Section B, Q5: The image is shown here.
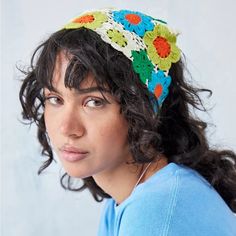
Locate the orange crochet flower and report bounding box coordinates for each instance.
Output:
[144,24,180,71]
[73,15,94,24]
[64,11,108,30]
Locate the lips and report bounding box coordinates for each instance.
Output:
[59,145,89,162]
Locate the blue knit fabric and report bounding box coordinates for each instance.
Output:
[97,163,236,236]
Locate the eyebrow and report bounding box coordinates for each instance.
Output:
[44,86,110,95]
[77,86,110,94]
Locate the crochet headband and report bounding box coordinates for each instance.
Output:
[63,9,181,107]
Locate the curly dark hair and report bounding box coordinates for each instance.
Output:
[19,28,236,212]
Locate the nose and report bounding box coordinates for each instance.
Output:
[59,107,85,138]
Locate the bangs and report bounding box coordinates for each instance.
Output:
[35,28,114,95]
[63,54,111,94]
[32,27,151,111]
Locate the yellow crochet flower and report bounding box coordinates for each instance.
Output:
[144,24,180,71]
[64,11,108,30]
[106,29,128,47]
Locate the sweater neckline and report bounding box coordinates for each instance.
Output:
[114,162,179,209]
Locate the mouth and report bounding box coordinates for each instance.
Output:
[59,146,89,162]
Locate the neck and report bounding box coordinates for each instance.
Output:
[93,158,168,205]
[93,161,140,204]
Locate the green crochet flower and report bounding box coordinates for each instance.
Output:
[144,24,180,71]
[132,50,154,84]
[106,29,128,47]
[64,11,107,30]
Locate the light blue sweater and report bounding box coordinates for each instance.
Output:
[97,163,236,236]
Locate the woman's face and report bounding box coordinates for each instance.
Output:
[44,52,132,178]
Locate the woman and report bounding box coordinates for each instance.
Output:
[19,8,236,235]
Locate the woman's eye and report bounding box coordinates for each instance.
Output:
[84,98,105,108]
[45,96,62,105]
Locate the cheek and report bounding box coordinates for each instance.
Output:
[44,110,57,141]
[44,110,50,129]
[94,115,129,148]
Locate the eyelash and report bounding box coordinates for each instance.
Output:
[44,95,106,108]
[44,96,62,106]
[84,98,105,108]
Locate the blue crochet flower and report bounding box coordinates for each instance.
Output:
[113,10,154,37]
[148,70,171,105]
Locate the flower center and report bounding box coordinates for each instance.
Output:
[154,84,163,98]
[73,15,95,24]
[153,36,171,58]
[125,14,141,25]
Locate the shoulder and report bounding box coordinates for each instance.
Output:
[117,163,186,234]
[117,163,236,236]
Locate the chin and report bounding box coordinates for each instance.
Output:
[65,169,92,179]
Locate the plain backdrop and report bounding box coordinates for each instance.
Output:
[1,0,236,235]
